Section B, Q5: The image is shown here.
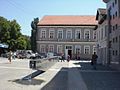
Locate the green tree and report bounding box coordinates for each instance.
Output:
[31,17,39,53]
[0,16,31,51]
[0,17,11,44]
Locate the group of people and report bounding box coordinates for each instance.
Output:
[60,52,98,70]
[60,53,70,62]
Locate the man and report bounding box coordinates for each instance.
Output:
[8,50,12,63]
[61,53,65,62]
[91,52,98,70]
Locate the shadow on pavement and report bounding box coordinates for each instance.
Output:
[9,78,44,85]
[41,68,68,90]
[22,70,45,80]
[74,61,120,90]
[80,70,120,90]
[74,61,115,71]
[8,70,45,85]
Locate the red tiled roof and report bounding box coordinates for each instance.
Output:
[38,15,97,26]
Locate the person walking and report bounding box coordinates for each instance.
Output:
[8,50,12,63]
[61,53,65,62]
[67,54,70,62]
[91,52,98,70]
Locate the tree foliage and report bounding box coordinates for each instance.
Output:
[0,16,31,51]
[31,17,39,53]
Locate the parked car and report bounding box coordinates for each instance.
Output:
[26,51,36,59]
[17,52,26,59]
[1,52,9,58]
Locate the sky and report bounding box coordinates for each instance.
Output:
[0,0,106,36]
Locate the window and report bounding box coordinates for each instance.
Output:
[75,30,81,39]
[84,46,90,54]
[105,25,107,37]
[48,45,54,52]
[58,30,63,39]
[113,14,115,19]
[115,0,117,4]
[40,45,46,53]
[57,45,63,53]
[113,26,115,31]
[66,45,72,49]
[115,11,117,17]
[49,30,54,39]
[116,50,118,56]
[113,50,114,56]
[113,38,115,43]
[115,24,118,30]
[84,30,90,40]
[93,31,97,39]
[93,46,96,53]
[109,41,112,48]
[116,37,118,42]
[41,30,46,38]
[66,30,72,39]
[112,2,114,7]
[109,25,112,33]
[75,45,81,54]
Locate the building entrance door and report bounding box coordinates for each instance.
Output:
[68,50,72,59]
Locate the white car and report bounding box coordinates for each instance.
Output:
[26,51,35,59]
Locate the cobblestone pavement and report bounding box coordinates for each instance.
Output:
[0,57,120,90]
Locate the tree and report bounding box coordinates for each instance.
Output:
[0,16,31,51]
[31,17,39,53]
[0,17,11,44]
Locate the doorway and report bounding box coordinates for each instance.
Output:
[68,50,72,59]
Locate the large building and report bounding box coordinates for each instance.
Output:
[36,16,97,59]
[95,8,108,64]
[103,0,120,69]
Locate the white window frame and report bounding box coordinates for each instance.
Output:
[84,45,90,54]
[93,31,97,40]
[57,29,63,39]
[48,44,54,52]
[75,45,81,54]
[75,29,81,39]
[40,44,46,53]
[66,30,72,39]
[41,29,46,38]
[93,45,97,54]
[57,45,63,53]
[49,29,55,39]
[84,29,90,39]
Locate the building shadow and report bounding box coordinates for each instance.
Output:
[73,61,120,90]
[74,61,115,71]
[80,70,120,90]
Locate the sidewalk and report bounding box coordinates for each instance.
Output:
[37,60,120,90]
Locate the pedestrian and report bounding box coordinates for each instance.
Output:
[91,52,98,70]
[8,50,12,63]
[61,53,65,62]
[67,54,70,62]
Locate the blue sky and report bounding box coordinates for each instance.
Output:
[0,0,106,36]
